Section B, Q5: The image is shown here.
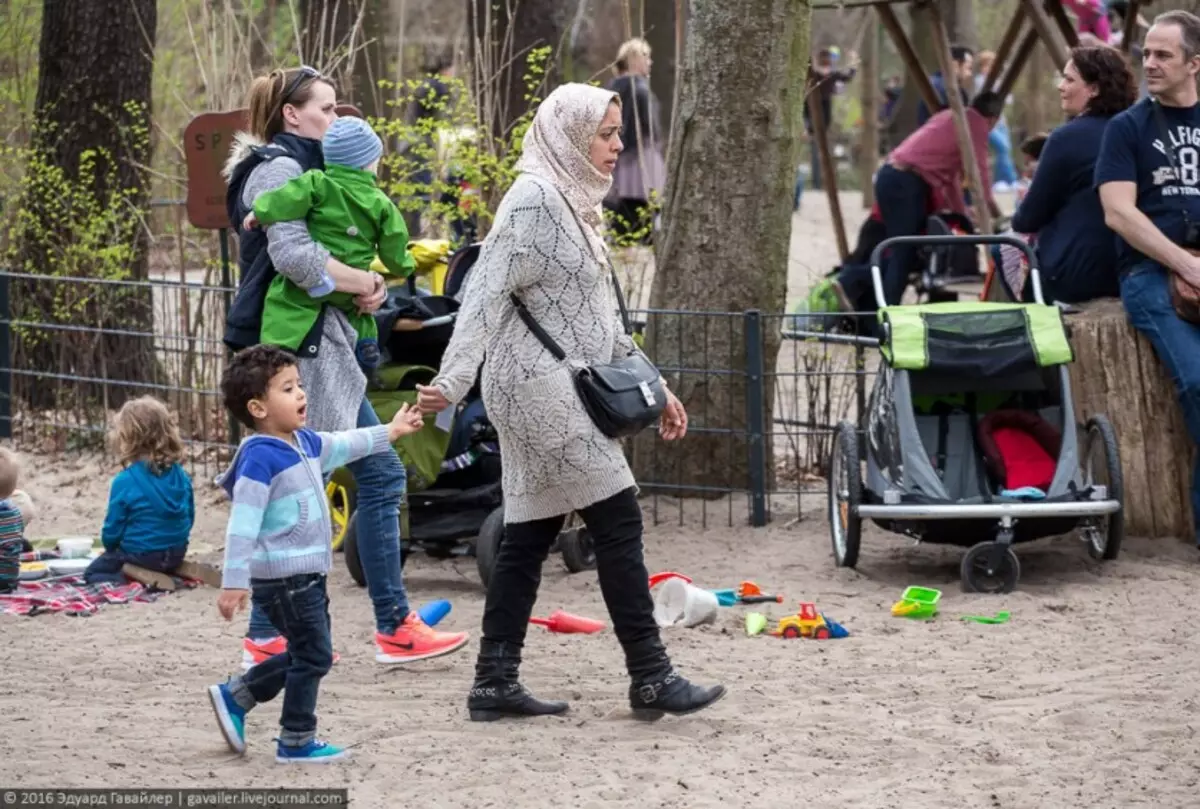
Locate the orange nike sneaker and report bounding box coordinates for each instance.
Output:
[375,612,469,664]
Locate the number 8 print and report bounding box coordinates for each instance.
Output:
[1179,146,1199,186]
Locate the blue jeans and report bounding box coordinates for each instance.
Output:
[83,544,187,585]
[1121,262,1200,541]
[247,398,409,638]
[988,121,1019,186]
[232,574,332,746]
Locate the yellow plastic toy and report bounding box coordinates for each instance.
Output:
[372,239,451,296]
[770,602,832,640]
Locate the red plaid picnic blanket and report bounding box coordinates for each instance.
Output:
[0,574,196,616]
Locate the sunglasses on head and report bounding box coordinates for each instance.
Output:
[279,65,320,106]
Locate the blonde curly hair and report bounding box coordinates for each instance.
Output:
[109,397,186,472]
[0,447,19,500]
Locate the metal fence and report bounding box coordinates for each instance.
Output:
[0,204,878,526]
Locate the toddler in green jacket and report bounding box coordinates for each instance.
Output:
[245,116,415,371]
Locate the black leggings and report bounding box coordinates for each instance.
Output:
[482,487,659,649]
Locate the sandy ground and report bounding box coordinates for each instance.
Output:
[6,195,1200,808]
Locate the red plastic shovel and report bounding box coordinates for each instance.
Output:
[529,609,606,634]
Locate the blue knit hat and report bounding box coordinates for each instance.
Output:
[322,116,383,170]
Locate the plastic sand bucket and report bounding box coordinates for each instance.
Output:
[891,586,942,619]
[653,577,719,628]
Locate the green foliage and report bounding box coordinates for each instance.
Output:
[374,46,552,242]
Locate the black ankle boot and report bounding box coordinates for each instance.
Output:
[466,641,569,722]
[624,638,725,721]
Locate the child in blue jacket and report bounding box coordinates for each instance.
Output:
[84,397,194,584]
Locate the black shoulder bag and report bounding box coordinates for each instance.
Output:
[1150,100,1200,324]
[508,194,666,439]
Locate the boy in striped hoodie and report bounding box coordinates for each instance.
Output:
[207,344,424,764]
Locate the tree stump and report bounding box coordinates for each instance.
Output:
[1065,298,1194,540]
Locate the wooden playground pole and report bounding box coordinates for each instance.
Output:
[1047,0,1080,49]
[861,12,880,210]
[999,26,1040,98]
[1019,0,1070,71]
[929,2,991,235]
[981,6,1027,94]
[807,68,850,261]
[876,4,941,114]
[1121,0,1141,55]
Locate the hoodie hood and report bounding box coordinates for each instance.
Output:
[215,434,276,498]
[128,461,191,516]
[222,131,265,181]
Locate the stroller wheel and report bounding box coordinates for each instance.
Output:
[961,541,1020,594]
[559,526,596,573]
[828,421,862,568]
[475,507,505,590]
[1082,415,1124,561]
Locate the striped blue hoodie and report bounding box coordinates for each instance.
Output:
[216,425,390,590]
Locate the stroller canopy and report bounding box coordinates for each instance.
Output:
[878,302,1073,378]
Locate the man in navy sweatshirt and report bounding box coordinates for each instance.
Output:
[1096,10,1200,546]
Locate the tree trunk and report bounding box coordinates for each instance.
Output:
[1066,299,1193,540]
[349,0,392,120]
[14,0,158,412]
[299,0,360,88]
[634,0,810,497]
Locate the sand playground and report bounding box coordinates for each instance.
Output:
[4,194,1200,808]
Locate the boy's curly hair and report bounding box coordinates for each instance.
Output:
[221,344,297,429]
[110,397,186,472]
[0,447,20,500]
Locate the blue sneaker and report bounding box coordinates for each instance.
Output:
[275,739,350,764]
[207,683,247,755]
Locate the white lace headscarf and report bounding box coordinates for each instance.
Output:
[516,83,620,238]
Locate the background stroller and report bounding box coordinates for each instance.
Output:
[332,242,596,589]
[826,234,1123,593]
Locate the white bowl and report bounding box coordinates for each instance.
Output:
[47,558,91,576]
[57,537,94,559]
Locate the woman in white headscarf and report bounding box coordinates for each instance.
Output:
[417,83,724,722]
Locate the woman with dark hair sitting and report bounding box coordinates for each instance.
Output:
[1007,46,1138,302]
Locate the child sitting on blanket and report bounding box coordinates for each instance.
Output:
[0,448,36,593]
[243,116,416,372]
[83,397,194,585]
[207,344,425,764]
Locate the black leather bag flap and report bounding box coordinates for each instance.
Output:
[585,354,659,393]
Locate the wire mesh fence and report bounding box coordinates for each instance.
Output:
[0,200,878,525]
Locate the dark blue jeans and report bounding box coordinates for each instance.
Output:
[1121,262,1200,541]
[837,164,931,310]
[83,544,187,585]
[247,398,409,638]
[238,574,333,746]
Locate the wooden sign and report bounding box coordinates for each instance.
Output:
[183,104,364,231]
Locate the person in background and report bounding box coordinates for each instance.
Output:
[402,54,456,239]
[917,45,974,125]
[800,92,1005,318]
[84,397,194,585]
[802,46,858,193]
[1095,11,1200,546]
[0,449,34,595]
[603,38,666,244]
[1008,46,1137,303]
[1064,0,1112,41]
[974,51,1020,191]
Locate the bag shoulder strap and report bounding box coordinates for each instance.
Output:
[507,178,633,340]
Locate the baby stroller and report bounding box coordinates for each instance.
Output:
[335,254,596,589]
[827,234,1124,593]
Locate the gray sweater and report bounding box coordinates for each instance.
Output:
[241,153,365,432]
[432,175,639,522]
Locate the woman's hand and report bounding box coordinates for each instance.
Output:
[416,384,451,414]
[659,389,688,441]
[355,272,387,314]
